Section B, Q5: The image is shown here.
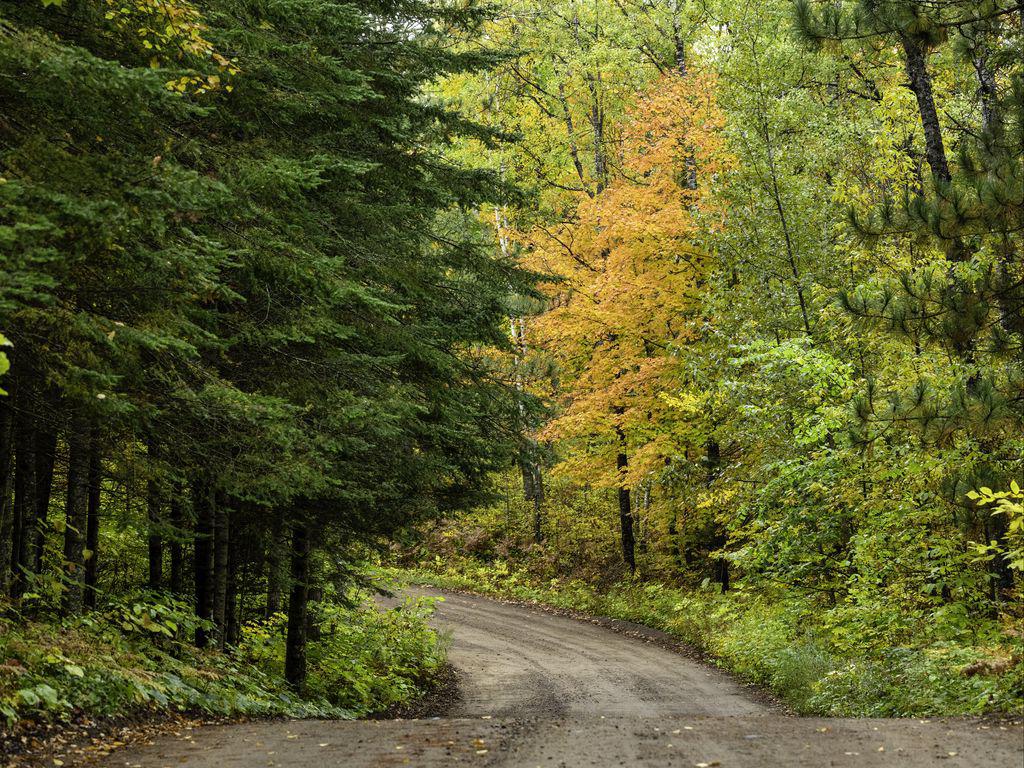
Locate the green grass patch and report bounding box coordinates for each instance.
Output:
[385,561,1023,717]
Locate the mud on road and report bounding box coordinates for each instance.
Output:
[99,588,1024,767]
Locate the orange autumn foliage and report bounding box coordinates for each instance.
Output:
[522,71,728,489]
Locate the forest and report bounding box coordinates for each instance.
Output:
[0,0,1021,751]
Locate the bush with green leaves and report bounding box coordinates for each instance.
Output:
[0,590,445,726]
[236,595,446,717]
[394,559,1023,716]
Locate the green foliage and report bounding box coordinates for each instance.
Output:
[237,596,446,716]
[969,483,1024,573]
[0,590,444,726]
[396,561,1023,716]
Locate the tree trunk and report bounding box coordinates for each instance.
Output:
[265,506,285,617]
[637,481,651,555]
[169,486,184,595]
[284,520,310,690]
[212,500,229,642]
[668,511,685,571]
[61,417,90,616]
[617,454,636,573]
[193,479,215,647]
[146,438,163,590]
[671,9,698,191]
[613,409,635,572]
[11,394,37,599]
[901,35,951,185]
[83,431,101,609]
[0,388,15,596]
[705,438,729,592]
[225,515,240,646]
[32,424,57,573]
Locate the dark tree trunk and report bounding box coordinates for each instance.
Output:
[61,417,90,615]
[613,412,635,572]
[705,438,729,592]
[169,487,184,595]
[225,515,239,646]
[32,424,57,573]
[212,501,229,642]
[146,438,162,590]
[617,456,635,573]
[901,35,951,185]
[83,431,101,610]
[11,394,37,599]
[265,506,285,617]
[986,509,1017,597]
[672,6,687,77]
[668,511,685,570]
[284,520,310,690]
[0,389,15,596]
[193,479,215,647]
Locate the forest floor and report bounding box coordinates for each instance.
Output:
[96,588,1023,767]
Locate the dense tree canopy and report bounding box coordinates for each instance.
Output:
[0,0,528,687]
[0,0,1021,720]
[420,0,1022,711]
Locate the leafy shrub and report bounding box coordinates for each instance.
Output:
[394,560,1023,716]
[235,595,445,717]
[0,590,445,726]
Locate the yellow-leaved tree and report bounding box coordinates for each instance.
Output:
[524,71,727,570]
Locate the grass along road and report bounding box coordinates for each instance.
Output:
[99,589,1023,767]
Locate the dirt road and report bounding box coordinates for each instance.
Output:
[100,588,1023,767]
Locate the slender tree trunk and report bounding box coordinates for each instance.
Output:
[613,416,636,573]
[265,506,285,617]
[212,501,229,642]
[671,10,699,191]
[498,214,546,545]
[285,520,310,690]
[705,438,729,592]
[225,514,239,646]
[169,487,184,595]
[900,35,951,185]
[146,438,162,590]
[637,481,651,555]
[668,511,685,571]
[31,424,57,573]
[193,479,214,647]
[61,417,90,615]
[616,455,635,573]
[556,79,589,194]
[11,392,37,599]
[83,431,101,609]
[0,389,15,596]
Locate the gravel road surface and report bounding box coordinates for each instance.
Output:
[98,588,1023,767]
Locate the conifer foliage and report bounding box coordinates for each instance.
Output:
[0,0,526,688]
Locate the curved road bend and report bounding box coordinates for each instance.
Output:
[100,587,1023,767]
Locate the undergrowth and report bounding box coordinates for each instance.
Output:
[388,561,1024,717]
[0,590,444,729]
